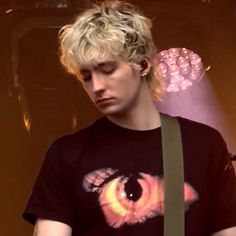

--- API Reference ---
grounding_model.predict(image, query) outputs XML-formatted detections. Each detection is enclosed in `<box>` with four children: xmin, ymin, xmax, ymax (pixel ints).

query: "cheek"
<box><xmin>124</xmin><ymin>75</ymin><xmax>141</xmax><ymax>93</ymax></box>
<box><xmin>83</xmin><ymin>84</ymin><xmax>94</xmax><ymax>99</ymax></box>
<box><xmin>117</xmin><ymin>69</ymin><xmax>139</xmax><ymax>88</ymax></box>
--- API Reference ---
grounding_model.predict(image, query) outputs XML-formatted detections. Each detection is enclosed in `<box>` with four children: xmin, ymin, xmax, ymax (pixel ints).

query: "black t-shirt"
<box><xmin>23</xmin><ymin>116</ymin><xmax>236</xmax><ymax>235</ymax></box>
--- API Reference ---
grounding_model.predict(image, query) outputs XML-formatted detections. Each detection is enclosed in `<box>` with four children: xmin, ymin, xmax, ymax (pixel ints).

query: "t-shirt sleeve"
<box><xmin>23</xmin><ymin>139</ymin><xmax>75</xmax><ymax>227</ymax></box>
<box><xmin>207</xmin><ymin>131</ymin><xmax>236</xmax><ymax>234</ymax></box>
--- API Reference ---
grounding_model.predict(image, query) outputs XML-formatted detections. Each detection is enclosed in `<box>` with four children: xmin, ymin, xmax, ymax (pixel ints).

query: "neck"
<box><xmin>107</xmin><ymin>91</ymin><xmax>161</xmax><ymax>130</ymax></box>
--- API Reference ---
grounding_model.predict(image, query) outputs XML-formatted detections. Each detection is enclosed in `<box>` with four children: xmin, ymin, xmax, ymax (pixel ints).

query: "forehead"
<box><xmin>78</xmin><ymin>56</ymin><xmax>123</xmax><ymax>70</ymax></box>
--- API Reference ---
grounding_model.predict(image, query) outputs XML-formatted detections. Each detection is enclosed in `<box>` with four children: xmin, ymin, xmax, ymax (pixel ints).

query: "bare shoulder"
<box><xmin>33</xmin><ymin>219</ymin><xmax>72</xmax><ymax>236</ymax></box>
<box><xmin>212</xmin><ymin>227</ymin><xmax>236</xmax><ymax>236</ymax></box>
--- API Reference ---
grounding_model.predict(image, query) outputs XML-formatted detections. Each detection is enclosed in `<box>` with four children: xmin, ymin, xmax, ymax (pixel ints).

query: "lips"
<box><xmin>95</xmin><ymin>98</ymin><xmax>113</xmax><ymax>105</ymax></box>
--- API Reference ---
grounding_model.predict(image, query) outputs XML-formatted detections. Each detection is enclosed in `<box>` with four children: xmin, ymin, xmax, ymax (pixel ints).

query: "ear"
<box><xmin>140</xmin><ymin>58</ymin><xmax>151</xmax><ymax>77</ymax></box>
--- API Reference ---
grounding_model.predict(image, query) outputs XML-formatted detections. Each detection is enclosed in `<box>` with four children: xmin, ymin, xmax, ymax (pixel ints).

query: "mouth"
<box><xmin>95</xmin><ymin>98</ymin><xmax>113</xmax><ymax>105</ymax></box>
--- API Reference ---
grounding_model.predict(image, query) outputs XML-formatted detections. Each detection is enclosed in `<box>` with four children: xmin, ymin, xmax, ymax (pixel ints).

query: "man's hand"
<box><xmin>33</xmin><ymin>219</ymin><xmax>72</xmax><ymax>236</ymax></box>
<box><xmin>212</xmin><ymin>227</ymin><xmax>236</xmax><ymax>236</ymax></box>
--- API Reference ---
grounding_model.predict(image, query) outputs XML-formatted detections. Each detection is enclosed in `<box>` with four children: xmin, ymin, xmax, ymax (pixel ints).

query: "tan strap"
<box><xmin>160</xmin><ymin>113</ymin><xmax>185</xmax><ymax>236</ymax></box>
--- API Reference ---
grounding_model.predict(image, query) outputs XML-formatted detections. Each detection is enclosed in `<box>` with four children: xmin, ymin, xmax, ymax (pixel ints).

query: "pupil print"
<box><xmin>124</xmin><ymin>175</ymin><xmax>142</xmax><ymax>201</ymax></box>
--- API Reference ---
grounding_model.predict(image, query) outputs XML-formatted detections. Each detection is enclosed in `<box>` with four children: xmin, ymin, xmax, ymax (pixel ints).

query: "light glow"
<box><xmin>155</xmin><ymin>48</ymin><xmax>206</xmax><ymax>92</ymax></box>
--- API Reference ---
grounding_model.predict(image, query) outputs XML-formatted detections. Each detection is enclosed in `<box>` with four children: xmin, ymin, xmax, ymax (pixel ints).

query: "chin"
<box><xmin>100</xmin><ymin>109</ymin><xmax>120</xmax><ymax>116</ymax></box>
<box><xmin>98</xmin><ymin>106</ymin><xmax>124</xmax><ymax>117</ymax></box>
<box><xmin>97</xmin><ymin>101</ymin><xmax>133</xmax><ymax>117</ymax></box>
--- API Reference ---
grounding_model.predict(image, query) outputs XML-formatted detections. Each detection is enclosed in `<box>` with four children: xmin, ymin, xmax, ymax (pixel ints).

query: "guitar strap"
<box><xmin>160</xmin><ymin>113</ymin><xmax>185</xmax><ymax>236</ymax></box>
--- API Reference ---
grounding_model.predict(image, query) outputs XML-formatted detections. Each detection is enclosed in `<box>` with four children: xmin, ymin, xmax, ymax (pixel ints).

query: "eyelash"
<box><xmin>82</xmin><ymin>75</ymin><xmax>92</xmax><ymax>82</ymax></box>
<box><xmin>81</xmin><ymin>65</ymin><xmax>116</xmax><ymax>82</ymax></box>
<box><xmin>100</xmin><ymin>65</ymin><xmax>116</xmax><ymax>74</ymax></box>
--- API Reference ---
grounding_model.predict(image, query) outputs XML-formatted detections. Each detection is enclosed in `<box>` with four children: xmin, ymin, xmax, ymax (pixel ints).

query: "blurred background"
<box><xmin>0</xmin><ymin>0</ymin><xmax>235</xmax><ymax>235</ymax></box>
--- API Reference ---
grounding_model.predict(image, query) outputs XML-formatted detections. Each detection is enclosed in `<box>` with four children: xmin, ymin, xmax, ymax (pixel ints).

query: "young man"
<box><xmin>23</xmin><ymin>1</ymin><xmax>236</xmax><ymax>235</ymax></box>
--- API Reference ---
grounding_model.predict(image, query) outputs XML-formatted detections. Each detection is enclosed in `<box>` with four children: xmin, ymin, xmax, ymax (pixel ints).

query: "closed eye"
<box><xmin>96</xmin><ymin>62</ymin><xmax>117</xmax><ymax>75</ymax></box>
<box><xmin>80</xmin><ymin>70</ymin><xmax>92</xmax><ymax>82</ymax></box>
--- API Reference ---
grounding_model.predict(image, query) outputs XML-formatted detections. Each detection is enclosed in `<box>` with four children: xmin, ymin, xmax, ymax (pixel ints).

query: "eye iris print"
<box><xmin>83</xmin><ymin>168</ymin><xmax>198</xmax><ymax>228</ymax></box>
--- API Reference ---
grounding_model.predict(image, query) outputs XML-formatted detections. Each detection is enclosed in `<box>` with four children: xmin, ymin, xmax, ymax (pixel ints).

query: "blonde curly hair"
<box><xmin>59</xmin><ymin>0</ymin><xmax>162</xmax><ymax>100</ymax></box>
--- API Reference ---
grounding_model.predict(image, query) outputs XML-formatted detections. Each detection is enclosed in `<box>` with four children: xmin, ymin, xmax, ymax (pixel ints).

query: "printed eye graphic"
<box><xmin>83</xmin><ymin>168</ymin><xmax>198</xmax><ymax>229</ymax></box>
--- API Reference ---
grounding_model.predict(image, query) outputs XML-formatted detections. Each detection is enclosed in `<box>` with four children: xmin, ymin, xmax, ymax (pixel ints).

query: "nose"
<box><xmin>91</xmin><ymin>72</ymin><xmax>105</xmax><ymax>93</ymax></box>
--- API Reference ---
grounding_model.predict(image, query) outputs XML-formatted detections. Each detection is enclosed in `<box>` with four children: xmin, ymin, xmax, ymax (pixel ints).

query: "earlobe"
<box><xmin>140</xmin><ymin>59</ymin><xmax>151</xmax><ymax>77</ymax></box>
<box><xmin>141</xmin><ymin>72</ymin><xmax>148</xmax><ymax>77</ymax></box>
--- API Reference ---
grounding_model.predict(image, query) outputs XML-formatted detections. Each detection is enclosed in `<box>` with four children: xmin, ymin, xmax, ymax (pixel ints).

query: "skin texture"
<box><xmin>212</xmin><ymin>227</ymin><xmax>236</xmax><ymax>236</ymax></box>
<box><xmin>80</xmin><ymin>56</ymin><xmax>161</xmax><ymax>130</ymax></box>
<box><xmin>33</xmin><ymin>219</ymin><xmax>72</xmax><ymax>236</ymax></box>
<box><xmin>81</xmin><ymin>58</ymin><xmax>144</xmax><ymax>116</ymax></box>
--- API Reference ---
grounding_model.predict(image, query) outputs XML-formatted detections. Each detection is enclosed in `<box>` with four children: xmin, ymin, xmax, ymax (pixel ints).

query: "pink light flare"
<box><xmin>154</xmin><ymin>48</ymin><xmax>206</xmax><ymax>92</ymax></box>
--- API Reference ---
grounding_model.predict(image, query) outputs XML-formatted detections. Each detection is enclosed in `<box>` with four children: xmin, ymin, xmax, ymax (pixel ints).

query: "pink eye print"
<box><xmin>98</xmin><ymin>173</ymin><xmax>165</xmax><ymax>228</ymax></box>
<box><xmin>83</xmin><ymin>168</ymin><xmax>118</xmax><ymax>192</ymax></box>
<box><xmin>83</xmin><ymin>168</ymin><xmax>198</xmax><ymax>228</ymax></box>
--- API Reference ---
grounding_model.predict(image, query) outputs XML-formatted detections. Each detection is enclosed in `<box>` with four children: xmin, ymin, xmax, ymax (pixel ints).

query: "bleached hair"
<box><xmin>59</xmin><ymin>0</ymin><xmax>162</xmax><ymax>100</ymax></box>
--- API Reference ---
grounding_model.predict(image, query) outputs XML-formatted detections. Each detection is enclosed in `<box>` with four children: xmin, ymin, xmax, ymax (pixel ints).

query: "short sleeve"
<box><xmin>207</xmin><ymin>131</ymin><xmax>236</xmax><ymax>234</ymax></box>
<box><xmin>23</xmin><ymin>139</ymin><xmax>75</xmax><ymax>227</ymax></box>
